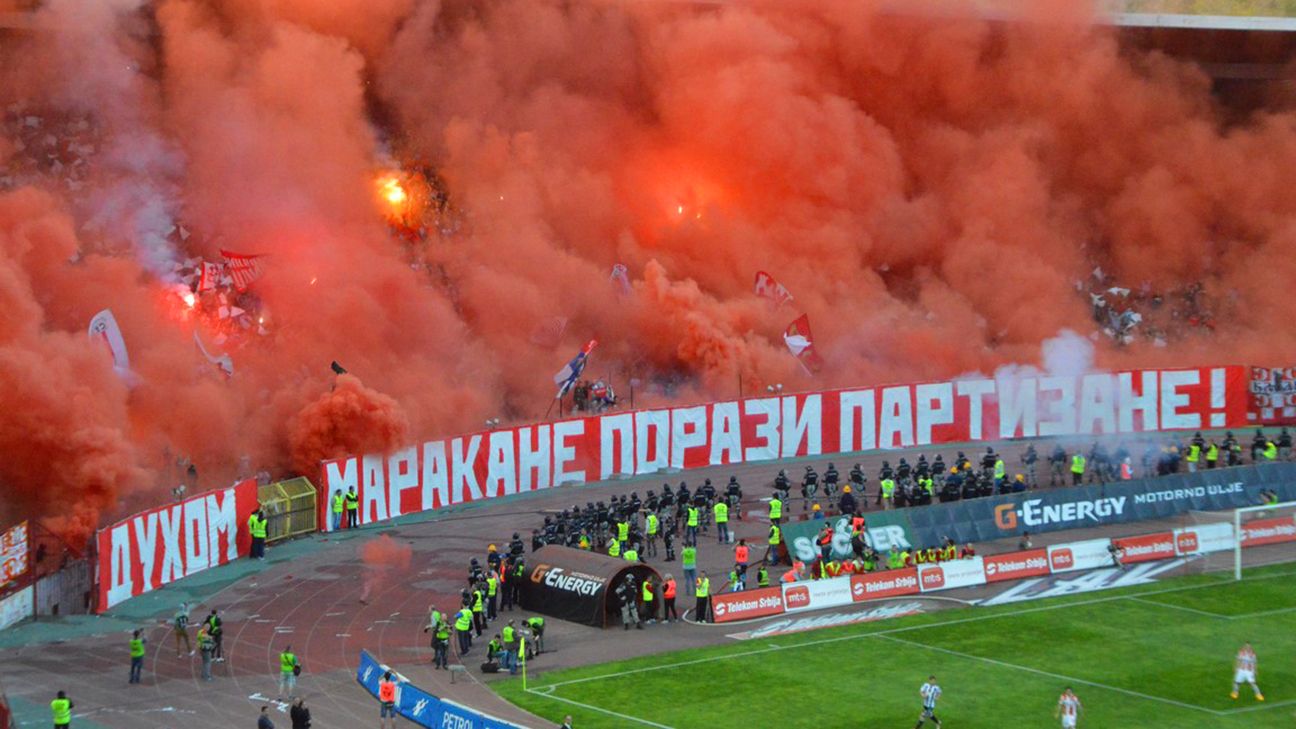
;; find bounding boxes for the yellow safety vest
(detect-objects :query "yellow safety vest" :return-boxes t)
[687,507,699,527]
[248,514,267,539]
[608,541,621,557]
[647,514,658,535]
[1071,455,1086,474]
[280,652,296,673]
[714,502,728,523]
[455,610,472,630]
[1186,445,1200,462]
[695,577,709,598]
[1264,442,1278,460]
[642,582,654,602]
[769,498,782,521]
[769,526,781,545]
[332,494,344,513]
[51,699,71,724]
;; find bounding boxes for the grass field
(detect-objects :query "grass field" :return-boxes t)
[495,564,1296,728]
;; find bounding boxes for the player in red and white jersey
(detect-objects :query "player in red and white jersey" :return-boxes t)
[1231,642,1264,701]
[1054,687,1082,728]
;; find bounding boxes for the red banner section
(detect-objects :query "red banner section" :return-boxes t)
[982,549,1050,582]
[1241,516,1296,547]
[1113,532,1177,564]
[320,365,1251,530]
[849,568,919,601]
[711,587,786,623]
[96,480,259,613]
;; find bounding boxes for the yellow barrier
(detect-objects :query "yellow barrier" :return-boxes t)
[257,478,317,543]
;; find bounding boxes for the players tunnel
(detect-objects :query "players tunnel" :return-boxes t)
[519,546,662,628]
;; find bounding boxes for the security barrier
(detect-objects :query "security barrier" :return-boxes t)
[356,649,525,729]
[258,477,318,544]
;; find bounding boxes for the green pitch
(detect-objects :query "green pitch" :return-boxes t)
[494,564,1296,728]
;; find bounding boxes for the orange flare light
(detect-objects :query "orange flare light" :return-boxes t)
[380,176,407,206]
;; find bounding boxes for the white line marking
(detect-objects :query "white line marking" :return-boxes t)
[1228,605,1296,621]
[1125,597,1226,618]
[525,688,673,729]
[539,568,1296,690]
[873,634,1221,716]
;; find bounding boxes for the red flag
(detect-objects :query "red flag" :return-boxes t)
[220,249,266,292]
[783,314,824,375]
[754,271,794,306]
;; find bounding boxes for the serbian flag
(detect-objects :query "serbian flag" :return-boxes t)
[220,249,266,292]
[754,271,794,306]
[783,314,824,375]
[554,339,598,398]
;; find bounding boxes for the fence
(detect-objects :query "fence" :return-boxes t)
[258,477,318,544]
[0,520,92,628]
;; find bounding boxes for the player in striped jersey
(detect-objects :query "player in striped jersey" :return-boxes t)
[1231,642,1264,701]
[915,675,942,728]
[1055,686,1082,728]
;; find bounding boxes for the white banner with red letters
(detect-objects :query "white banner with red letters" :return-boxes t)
[320,365,1253,531]
[781,575,854,613]
[1173,523,1234,555]
[96,480,259,613]
[1047,538,1115,573]
[0,522,28,583]
[918,556,986,592]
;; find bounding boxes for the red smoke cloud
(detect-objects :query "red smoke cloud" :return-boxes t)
[359,533,413,602]
[2,0,1296,542]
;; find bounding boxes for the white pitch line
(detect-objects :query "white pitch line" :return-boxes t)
[525,687,674,729]
[1124,596,1226,618]
[539,568,1296,690]
[873,634,1222,716]
[1227,605,1296,621]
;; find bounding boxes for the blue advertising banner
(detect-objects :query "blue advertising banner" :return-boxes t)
[900,463,1296,547]
[356,650,526,729]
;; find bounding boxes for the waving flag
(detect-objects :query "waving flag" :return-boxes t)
[610,263,631,297]
[220,249,266,292]
[783,314,824,375]
[754,271,794,306]
[194,332,234,378]
[87,309,130,374]
[197,260,223,292]
[554,339,598,398]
